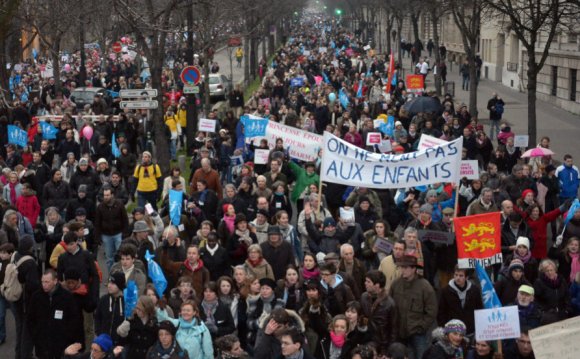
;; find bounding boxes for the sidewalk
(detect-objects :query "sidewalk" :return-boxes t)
[402,58,580,161]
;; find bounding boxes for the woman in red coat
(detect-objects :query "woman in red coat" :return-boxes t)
[516,203,564,258]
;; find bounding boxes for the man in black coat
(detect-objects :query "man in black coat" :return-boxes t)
[199,232,230,281]
[260,225,295,281]
[27,268,82,359]
[94,272,126,346]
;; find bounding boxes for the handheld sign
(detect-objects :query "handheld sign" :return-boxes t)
[460,160,480,180]
[475,306,520,341]
[198,118,217,133]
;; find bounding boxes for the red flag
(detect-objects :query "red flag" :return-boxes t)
[386,50,395,93]
[453,212,503,268]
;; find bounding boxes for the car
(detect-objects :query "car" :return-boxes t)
[70,87,112,110]
[208,74,231,101]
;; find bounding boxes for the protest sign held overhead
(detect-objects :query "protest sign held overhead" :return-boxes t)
[320,132,463,188]
[454,212,502,268]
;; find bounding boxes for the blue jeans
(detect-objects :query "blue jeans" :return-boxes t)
[137,190,158,211]
[405,333,429,359]
[169,138,177,160]
[462,75,470,90]
[490,120,500,140]
[0,294,7,342]
[102,233,123,270]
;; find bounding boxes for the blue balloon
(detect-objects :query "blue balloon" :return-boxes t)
[328,92,336,102]
[124,280,138,318]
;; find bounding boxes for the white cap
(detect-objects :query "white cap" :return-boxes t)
[395,121,402,127]
[516,236,530,249]
[96,158,108,166]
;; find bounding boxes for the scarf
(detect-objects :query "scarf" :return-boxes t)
[570,253,580,282]
[541,273,561,289]
[236,229,252,246]
[206,244,219,256]
[153,340,178,359]
[330,331,346,348]
[9,182,17,205]
[223,215,235,234]
[198,189,208,203]
[201,299,218,326]
[513,249,532,264]
[247,257,263,267]
[219,295,233,307]
[286,349,305,359]
[302,266,320,280]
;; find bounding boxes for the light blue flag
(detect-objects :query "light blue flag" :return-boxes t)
[357,80,363,98]
[378,115,395,137]
[8,125,27,147]
[40,121,58,140]
[169,189,182,226]
[322,72,330,84]
[290,77,305,87]
[242,116,268,138]
[145,250,168,297]
[123,280,138,318]
[111,133,121,158]
[564,199,580,226]
[339,88,349,109]
[475,261,502,309]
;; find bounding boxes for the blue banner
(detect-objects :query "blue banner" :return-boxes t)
[565,199,580,226]
[111,133,120,158]
[242,116,268,138]
[145,250,168,297]
[379,115,395,137]
[8,125,28,147]
[169,189,182,226]
[357,80,363,98]
[123,280,138,318]
[290,77,305,87]
[323,72,331,84]
[40,121,58,140]
[475,261,502,309]
[339,88,349,109]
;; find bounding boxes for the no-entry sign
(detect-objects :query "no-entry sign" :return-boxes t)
[180,66,201,86]
[112,42,122,53]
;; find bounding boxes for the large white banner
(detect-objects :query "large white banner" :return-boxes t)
[320,132,463,188]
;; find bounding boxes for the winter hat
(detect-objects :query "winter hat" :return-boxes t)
[158,320,177,337]
[96,158,108,166]
[109,272,126,291]
[259,277,277,291]
[545,165,556,174]
[419,204,433,215]
[516,236,530,249]
[93,334,113,353]
[509,259,525,273]
[133,220,149,233]
[444,319,467,335]
[132,206,145,215]
[518,285,535,296]
[79,158,89,166]
[78,184,88,194]
[358,196,371,205]
[256,209,270,219]
[395,121,402,127]
[222,203,232,214]
[18,235,35,254]
[521,189,534,200]
[268,225,282,236]
[323,217,337,227]
[75,207,87,216]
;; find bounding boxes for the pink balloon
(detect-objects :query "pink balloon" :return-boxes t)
[82,126,93,140]
[64,64,71,72]
[121,37,127,43]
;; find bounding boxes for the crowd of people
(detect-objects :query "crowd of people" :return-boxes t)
[1,10,579,359]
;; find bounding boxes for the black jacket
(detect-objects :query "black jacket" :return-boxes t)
[199,245,230,281]
[199,300,236,338]
[57,248,100,309]
[437,280,483,335]
[95,294,125,345]
[124,317,159,359]
[27,284,82,358]
[69,167,101,200]
[360,289,397,354]
[95,199,129,238]
[42,179,71,211]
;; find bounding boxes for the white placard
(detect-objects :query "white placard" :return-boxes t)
[475,306,520,341]
[339,207,355,224]
[254,149,270,164]
[363,45,371,51]
[514,135,529,148]
[378,140,392,153]
[198,118,216,133]
[529,316,580,359]
[418,134,448,150]
[460,160,480,180]
[264,122,323,162]
[303,50,311,56]
[318,47,327,53]
[320,132,463,188]
[366,132,382,145]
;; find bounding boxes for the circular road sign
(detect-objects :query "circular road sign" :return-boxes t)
[180,66,202,86]
[112,42,122,53]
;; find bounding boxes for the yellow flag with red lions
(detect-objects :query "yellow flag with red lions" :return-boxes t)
[454,212,502,268]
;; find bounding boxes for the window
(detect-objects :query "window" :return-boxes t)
[568,34,578,44]
[551,66,558,96]
[571,69,577,102]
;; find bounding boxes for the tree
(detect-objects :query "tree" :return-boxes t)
[0,0,21,90]
[425,0,449,95]
[449,0,485,116]
[484,0,576,143]
[115,0,186,174]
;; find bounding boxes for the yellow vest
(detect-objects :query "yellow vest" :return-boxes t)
[165,115,178,133]
[133,163,162,192]
[177,108,187,127]
[235,48,244,58]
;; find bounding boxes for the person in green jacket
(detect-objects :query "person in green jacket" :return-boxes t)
[288,161,320,211]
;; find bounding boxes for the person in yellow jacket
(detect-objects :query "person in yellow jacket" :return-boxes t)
[177,101,187,148]
[133,151,162,211]
[235,47,243,67]
[164,109,179,160]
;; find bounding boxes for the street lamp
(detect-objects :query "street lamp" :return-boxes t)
[335,9,342,16]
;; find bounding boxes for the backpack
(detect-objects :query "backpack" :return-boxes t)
[495,102,504,115]
[1,253,34,302]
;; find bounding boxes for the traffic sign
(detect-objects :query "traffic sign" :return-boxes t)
[119,89,158,98]
[228,36,242,47]
[180,66,201,86]
[112,42,122,53]
[120,100,158,109]
[183,86,199,94]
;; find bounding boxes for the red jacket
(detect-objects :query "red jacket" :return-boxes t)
[16,194,41,226]
[518,207,561,258]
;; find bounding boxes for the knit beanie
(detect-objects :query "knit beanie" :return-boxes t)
[444,319,467,335]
